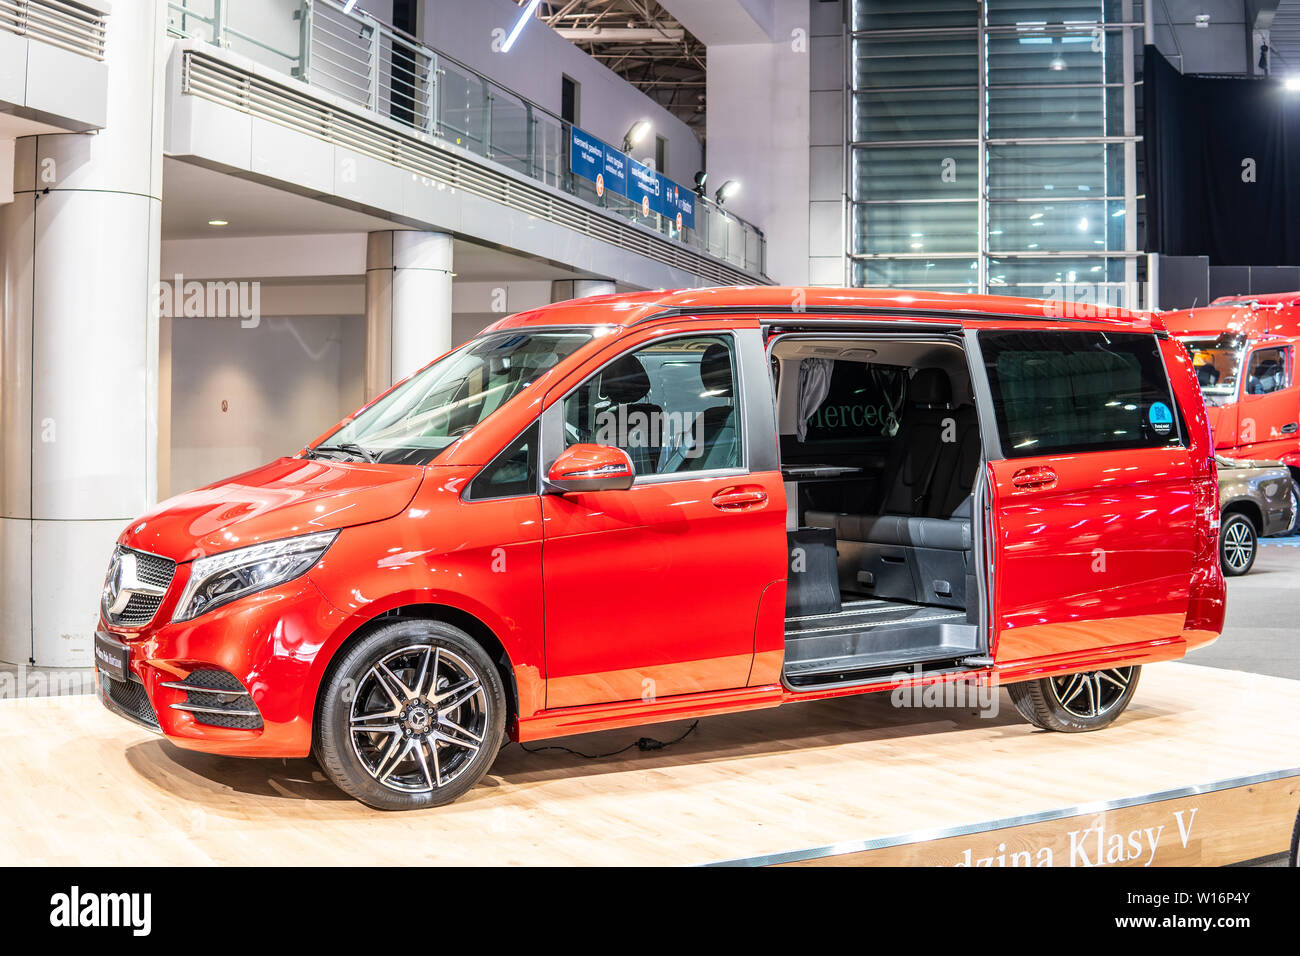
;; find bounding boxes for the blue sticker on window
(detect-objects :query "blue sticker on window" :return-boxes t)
[1149,401,1173,436]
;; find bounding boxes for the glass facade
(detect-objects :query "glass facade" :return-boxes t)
[849,0,1142,305]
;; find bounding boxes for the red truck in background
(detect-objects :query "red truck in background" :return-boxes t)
[1164,293,1300,477]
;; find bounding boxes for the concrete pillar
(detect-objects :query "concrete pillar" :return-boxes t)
[550,279,617,302]
[0,0,166,666]
[365,231,454,400]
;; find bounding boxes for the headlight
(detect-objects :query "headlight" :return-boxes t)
[172,531,338,622]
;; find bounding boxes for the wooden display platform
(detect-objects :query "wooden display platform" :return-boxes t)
[1,661,1297,866]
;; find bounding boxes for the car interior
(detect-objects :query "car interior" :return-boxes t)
[770,337,986,687]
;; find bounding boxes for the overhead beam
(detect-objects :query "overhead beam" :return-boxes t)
[554,26,686,41]
[654,0,776,45]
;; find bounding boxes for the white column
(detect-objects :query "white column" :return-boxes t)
[0,0,166,666]
[550,279,617,302]
[365,231,453,400]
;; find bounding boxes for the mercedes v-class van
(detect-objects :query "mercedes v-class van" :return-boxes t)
[94,288,1225,809]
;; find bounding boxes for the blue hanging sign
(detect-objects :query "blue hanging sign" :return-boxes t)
[568,126,695,231]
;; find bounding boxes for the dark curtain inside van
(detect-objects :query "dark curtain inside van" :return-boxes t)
[1144,46,1300,265]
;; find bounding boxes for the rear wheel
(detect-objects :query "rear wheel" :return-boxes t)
[1008,666,1141,732]
[1220,512,1257,576]
[1290,803,1299,867]
[315,620,506,810]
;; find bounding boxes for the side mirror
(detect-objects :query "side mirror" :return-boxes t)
[546,444,636,493]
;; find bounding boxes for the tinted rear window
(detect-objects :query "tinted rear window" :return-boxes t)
[979,330,1181,457]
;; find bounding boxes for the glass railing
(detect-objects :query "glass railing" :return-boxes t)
[165,0,766,277]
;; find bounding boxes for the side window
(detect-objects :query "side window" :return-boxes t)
[979,330,1182,458]
[466,423,538,500]
[562,334,743,477]
[1245,347,1291,395]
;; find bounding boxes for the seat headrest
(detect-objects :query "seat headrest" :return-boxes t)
[909,368,951,406]
[601,354,652,404]
[700,343,733,397]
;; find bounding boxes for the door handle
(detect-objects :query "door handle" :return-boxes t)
[1011,465,1058,491]
[1281,422,1298,434]
[711,488,768,510]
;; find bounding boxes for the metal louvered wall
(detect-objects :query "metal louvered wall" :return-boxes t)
[848,0,1144,305]
[0,0,106,59]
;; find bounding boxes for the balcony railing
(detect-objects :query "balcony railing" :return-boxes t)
[165,0,765,277]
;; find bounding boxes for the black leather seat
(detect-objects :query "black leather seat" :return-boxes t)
[805,367,981,609]
[597,354,663,475]
[676,342,739,472]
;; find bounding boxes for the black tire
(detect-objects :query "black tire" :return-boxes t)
[315,619,506,810]
[1007,665,1141,733]
[1287,478,1300,535]
[1219,512,1257,576]
[1290,803,1299,867]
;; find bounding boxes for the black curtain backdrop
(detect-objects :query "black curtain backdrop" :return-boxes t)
[1144,46,1300,266]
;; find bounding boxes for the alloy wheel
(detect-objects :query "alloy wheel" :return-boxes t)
[348,644,488,794]
[1222,517,1255,573]
[1047,667,1135,720]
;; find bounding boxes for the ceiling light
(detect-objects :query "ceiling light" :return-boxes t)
[1286,74,1300,91]
[1049,55,1067,71]
[1195,14,1210,28]
[207,219,228,227]
[1029,212,1043,220]
[1078,217,1089,231]
[501,0,542,53]
[715,179,741,205]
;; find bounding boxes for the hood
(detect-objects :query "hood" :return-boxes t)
[1216,454,1288,474]
[120,458,424,562]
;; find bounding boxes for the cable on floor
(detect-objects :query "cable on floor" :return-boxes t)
[518,720,700,760]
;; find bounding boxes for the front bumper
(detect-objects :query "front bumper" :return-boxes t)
[95,570,350,757]
[96,668,163,734]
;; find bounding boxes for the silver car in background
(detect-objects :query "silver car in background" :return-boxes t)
[1216,456,1298,576]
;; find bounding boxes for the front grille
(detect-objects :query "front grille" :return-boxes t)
[102,546,177,628]
[131,550,176,589]
[98,671,161,731]
[115,592,165,626]
[163,669,263,731]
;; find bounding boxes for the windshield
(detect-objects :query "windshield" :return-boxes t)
[1181,334,1245,407]
[315,329,595,465]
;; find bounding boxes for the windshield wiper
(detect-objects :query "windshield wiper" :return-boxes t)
[309,442,377,463]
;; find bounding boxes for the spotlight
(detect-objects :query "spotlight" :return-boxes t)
[693,170,708,196]
[622,120,651,153]
[714,179,740,205]
[1286,74,1300,91]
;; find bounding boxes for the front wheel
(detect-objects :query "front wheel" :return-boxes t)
[315,620,506,810]
[1287,478,1300,535]
[1008,665,1141,732]
[1219,512,1257,576]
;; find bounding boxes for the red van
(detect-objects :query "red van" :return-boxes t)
[1163,294,1300,475]
[95,288,1225,809]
